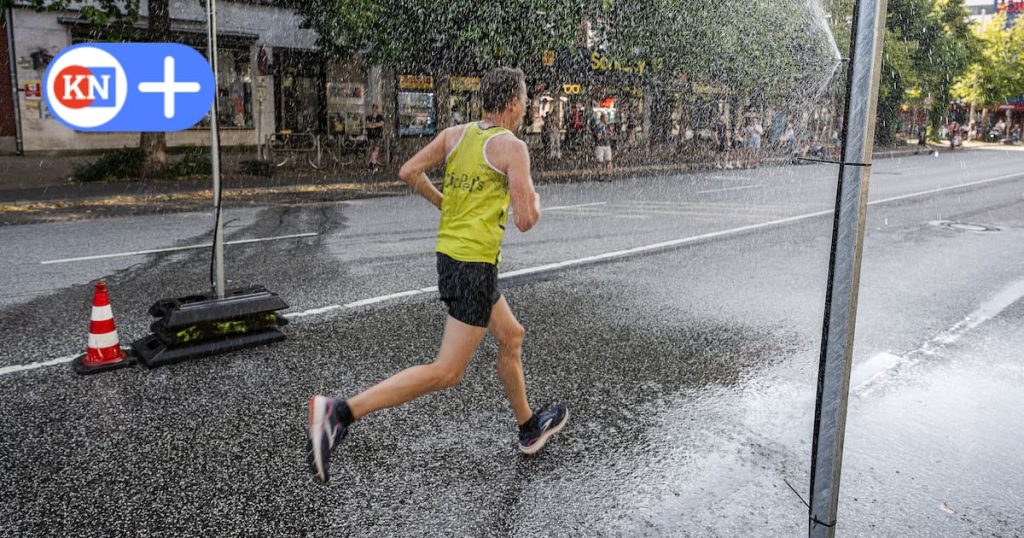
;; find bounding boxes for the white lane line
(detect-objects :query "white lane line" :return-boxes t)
[286,171,1024,318]
[544,202,608,211]
[283,209,837,323]
[0,353,78,376]
[871,172,1023,205]
[40,233,319,265]
[708,175,756,181]
[6,172,1022,376]
[287,288,441,319]
[344,289,424,308]
[853,277,1024,394]
[696,185,765,194]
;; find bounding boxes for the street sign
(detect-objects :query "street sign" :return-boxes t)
[43,43,214,132]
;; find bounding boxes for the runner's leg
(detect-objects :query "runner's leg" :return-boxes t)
[346,315,486,420]
[488,296,532,425]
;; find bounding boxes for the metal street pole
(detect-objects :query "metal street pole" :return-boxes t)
[206,0,226,298]
[808,0,887,535]
[5,7,25,155]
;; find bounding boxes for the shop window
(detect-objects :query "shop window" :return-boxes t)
[398,92,436,137]
[191,47,253,130]
[449,76,481,127]
[70,31,254,130]
[327,82,366,136]
[449,93,481,126]
[215,48,253,129]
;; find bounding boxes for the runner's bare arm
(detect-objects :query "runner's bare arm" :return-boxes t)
[398,128,453,210]
[503,138,541,232]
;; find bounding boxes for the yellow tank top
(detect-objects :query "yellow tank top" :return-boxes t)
[436,122,512,264]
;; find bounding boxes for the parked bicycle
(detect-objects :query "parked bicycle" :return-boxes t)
[265,131,369,170]
[265,131,321,169]
[318,132,369,168]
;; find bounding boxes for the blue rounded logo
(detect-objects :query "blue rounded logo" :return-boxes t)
[44,43,215,132]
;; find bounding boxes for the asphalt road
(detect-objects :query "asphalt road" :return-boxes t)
[0,146,1021,536]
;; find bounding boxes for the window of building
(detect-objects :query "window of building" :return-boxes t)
[398,92,436,137]
[214,48,253,129]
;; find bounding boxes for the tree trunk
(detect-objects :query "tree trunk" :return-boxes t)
[140,0,169,178]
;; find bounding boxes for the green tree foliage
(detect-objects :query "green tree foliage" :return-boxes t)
[952,14,1024,105]
[877,0,977,144]
[602,0,840,100]
[299,0,840,100]
[7,0,142,41]
[297,0,585,71]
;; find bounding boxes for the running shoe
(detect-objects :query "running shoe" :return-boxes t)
[306,395,347,484]
[518,403,569,455]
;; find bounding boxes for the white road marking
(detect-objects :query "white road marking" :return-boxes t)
[0,353,78,376]
[5,172,1022,376]
[287,171,1024,317]
[695,185,765,194]
[871,172,1023,205]
[543,202,608,211]
[40,233,319,265]
[708,175,756,181]
[853,277,1024,394]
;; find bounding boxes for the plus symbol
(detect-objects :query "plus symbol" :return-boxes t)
[137,56,202,119]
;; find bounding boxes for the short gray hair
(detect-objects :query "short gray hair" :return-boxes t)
[480,67,525,113]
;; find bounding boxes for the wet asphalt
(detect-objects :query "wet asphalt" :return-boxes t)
[0,147,1022,536]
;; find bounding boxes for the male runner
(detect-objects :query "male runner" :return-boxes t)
[307,67,568,484]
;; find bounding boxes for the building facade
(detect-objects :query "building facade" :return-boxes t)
[2,0,325,154]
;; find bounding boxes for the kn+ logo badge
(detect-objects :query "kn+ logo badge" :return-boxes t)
[44,43,215,132]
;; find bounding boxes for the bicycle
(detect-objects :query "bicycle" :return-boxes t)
[265,131,323,169]
[318,133,369,168]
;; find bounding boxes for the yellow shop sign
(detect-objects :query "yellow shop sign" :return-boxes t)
[399,75,434,91]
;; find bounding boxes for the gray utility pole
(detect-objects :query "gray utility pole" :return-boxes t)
[206,0,226,299]
[5,7,24,155]
[808,0,887,536]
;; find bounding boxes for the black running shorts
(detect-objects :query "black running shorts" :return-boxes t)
[436,252,501,328]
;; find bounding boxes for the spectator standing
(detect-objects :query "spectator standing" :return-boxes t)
[565,103,586,154]
[544,113,562,160]
[779,123,796,154]
[745,117,764,167]
[594,113,613,175]
[714,115,730,169]
[365,104,385,171]
[731,123,746,168]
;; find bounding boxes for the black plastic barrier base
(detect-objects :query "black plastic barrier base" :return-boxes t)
[131,285,289,368]
[132,329,286,368]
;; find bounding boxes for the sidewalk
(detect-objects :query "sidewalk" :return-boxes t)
[0,141,952,224]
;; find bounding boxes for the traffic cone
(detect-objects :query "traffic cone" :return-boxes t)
[72,281,135,375]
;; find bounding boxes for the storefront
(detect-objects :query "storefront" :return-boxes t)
[396,75,436,137]
[325,58,368,137]
[525,48,653,147]
[5,1,317,152]
[448,76,481,126]
[273,47,324,134]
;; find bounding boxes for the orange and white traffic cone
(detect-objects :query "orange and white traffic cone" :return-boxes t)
[72,281,135,375]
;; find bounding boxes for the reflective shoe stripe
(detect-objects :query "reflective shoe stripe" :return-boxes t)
[308,396,329,482]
